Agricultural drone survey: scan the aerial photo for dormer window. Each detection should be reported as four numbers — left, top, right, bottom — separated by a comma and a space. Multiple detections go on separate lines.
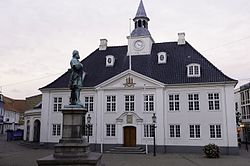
106, 55, 115, 67
187, 63, 200, 77
158, 52, 168, 64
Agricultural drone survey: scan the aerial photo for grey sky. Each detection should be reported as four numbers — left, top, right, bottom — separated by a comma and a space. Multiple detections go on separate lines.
0, 0, 250, 99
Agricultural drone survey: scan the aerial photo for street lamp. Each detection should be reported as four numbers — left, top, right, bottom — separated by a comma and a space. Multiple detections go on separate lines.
86, 114, 91, 143
152, 113, 157, 156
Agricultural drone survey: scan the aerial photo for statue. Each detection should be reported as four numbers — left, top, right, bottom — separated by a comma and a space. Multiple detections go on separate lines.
69, 50, 84, 106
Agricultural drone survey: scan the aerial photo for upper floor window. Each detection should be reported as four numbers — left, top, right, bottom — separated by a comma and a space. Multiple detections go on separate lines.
157, 52, 168, 64
188, 94, 199, 111
85, 96, 94, 112
242, 105, 250, 119
241, 90, 250, 105
125, 95, 134, 112
106, 95, 116, 112
169, 94, 180, 111
208, 93, 220, 110
53, 97, 62, 112
187, 63, 200, 77
144, 94, 154, 112
106, 55, 115, 67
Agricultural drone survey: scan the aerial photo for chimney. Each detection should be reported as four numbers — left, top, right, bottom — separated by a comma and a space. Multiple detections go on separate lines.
178, 32, 185, 45
99, 39, 108, 50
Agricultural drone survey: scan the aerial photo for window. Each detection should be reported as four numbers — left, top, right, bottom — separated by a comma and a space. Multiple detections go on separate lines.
106, 124, 116, 136
125, 95, 134, 112
208, 93, 220, 110
85, 96, 94, 112
169, 94, 180, 111
188, 94, 199, 111
144, 124, 155, 137
106, 96, 116, 112
84, 124, 93, 136
189, 125, 200, 138
169, 124, 180, 138
187, 64, 200, 77
157, 52, 167, 64
144, 95, 154, 112
53, 97, 62, 112
210, 125, 222, 138
242, 105, 250, 119
52, 124, 61, 136
106, 55, 115, 67
245, 90, 250, 104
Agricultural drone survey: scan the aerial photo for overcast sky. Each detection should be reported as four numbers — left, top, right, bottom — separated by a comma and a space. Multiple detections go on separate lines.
0, 0, 250, 99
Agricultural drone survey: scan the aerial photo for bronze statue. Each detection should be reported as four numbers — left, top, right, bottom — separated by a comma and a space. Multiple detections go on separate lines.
69, 50, 84, 106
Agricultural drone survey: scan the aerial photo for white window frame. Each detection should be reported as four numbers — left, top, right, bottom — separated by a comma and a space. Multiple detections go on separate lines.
144, 124, 155, 138
106, 95, 116, 112
188, 93, 199, 111
125, 95, 135, 112
157, 52, 167, 64
52, 124, 61, 136
53, 97, 62, 112
106, 124, 116, 137
169, 124, 181, 138
187, 63, 200, 77
208, 93, 220, 111
169, 94, 180, 111
84, 96, 94, 112
210, 124, 222, 139
144, 94, 154, 112
189, 124, 201, 139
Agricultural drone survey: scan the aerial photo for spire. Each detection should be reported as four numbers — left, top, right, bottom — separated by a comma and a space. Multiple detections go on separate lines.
135, 0, 148, 19
131, 0, 150, 37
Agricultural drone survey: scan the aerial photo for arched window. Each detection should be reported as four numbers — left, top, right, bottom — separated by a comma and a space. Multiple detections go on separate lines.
187, 63, 201, 77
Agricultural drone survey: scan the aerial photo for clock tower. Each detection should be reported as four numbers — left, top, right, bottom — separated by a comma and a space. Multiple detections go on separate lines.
127, 0, 154, 56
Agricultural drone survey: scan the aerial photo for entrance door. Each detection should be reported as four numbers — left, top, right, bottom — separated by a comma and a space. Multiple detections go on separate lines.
123, 126, 136, 147
33, 120, 40, 142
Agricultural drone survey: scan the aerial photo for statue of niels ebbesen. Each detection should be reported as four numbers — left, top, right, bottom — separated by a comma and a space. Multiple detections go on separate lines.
69, 50, 85, 106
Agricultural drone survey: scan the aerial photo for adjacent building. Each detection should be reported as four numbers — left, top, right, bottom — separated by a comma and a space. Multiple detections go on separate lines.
39, 0, 238, 154
235, 82, 250, 143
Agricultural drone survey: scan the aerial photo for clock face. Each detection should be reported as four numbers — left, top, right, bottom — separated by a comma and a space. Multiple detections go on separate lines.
134, 40, 144, 50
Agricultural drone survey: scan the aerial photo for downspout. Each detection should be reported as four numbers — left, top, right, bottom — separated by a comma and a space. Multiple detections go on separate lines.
223, 86, 230, 154
163, 87, 166, 153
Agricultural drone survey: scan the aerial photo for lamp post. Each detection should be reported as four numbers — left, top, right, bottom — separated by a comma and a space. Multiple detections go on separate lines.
86, 114, 91, 143
152, 113, 157, 156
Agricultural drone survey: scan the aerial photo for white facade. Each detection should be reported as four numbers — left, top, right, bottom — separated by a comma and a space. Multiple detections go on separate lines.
24, 109, 41, 142
40, 70, 238, 153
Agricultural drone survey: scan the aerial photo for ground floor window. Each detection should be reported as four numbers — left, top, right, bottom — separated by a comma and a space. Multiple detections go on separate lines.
210, 124, 222, 138
169, 124, 180, 138
84, 124, 93, 136
106, 124, 116, 136
52, 124, 61, 136
144, 124, 155, 137
189, 124, 200, 138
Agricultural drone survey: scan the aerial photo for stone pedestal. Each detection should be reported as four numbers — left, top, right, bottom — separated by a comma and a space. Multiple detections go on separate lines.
37, 107, 102, 166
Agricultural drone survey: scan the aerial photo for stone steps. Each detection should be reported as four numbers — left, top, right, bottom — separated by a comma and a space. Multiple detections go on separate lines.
105, 146, 146, 154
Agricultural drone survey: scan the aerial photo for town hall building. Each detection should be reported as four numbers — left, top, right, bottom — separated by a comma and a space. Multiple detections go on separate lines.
39, 0, 238, 154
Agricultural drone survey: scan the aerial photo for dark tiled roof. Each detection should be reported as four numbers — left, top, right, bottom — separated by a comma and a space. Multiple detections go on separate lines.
41, 42, 236, 90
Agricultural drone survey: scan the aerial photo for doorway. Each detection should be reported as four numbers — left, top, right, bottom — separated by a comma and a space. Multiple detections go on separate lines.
123, 126, 136, 147
33, 120, 40, 142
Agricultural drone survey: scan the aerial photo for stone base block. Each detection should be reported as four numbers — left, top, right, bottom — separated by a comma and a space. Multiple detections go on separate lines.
37, 152, 102, 166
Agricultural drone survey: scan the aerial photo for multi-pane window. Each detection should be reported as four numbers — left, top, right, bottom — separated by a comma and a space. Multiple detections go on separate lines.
241, 90, 250, 120
169, 94, 180, 111
144, 124, 155, 137
188, 94, 199, 111
189, 125, 200, 138
242, 105, 250, 119
106, 96, 116, 112
187, 64, 200, 77
52, 124, 61, 136
85, 96, 94, 112
210, 125, 222, 138
84, 124, 93, 136
169, 124, 180, 138
125, 95, 135, 112
144, 95, 154, 112
106, 124, 116, 136
208, 93, 220, 110
53, 97, 62, 112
